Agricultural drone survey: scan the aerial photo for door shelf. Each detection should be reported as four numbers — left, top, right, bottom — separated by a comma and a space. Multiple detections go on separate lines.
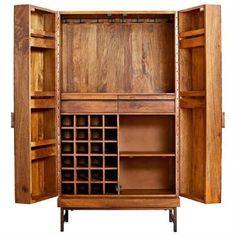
120, 151, 175, 157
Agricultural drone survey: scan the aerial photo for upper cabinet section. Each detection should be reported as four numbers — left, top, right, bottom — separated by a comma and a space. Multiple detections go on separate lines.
60, 13, 176, 94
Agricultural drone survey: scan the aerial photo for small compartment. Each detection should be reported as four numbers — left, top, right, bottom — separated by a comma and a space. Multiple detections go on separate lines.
77, 184, 88, 194
105, 156, 118, 168
105, 143, 117, 154
77, 170, 88, 181
76, 129, 88, 140
91, 184, 103, 194
31, 9, 55, 33
120, 157, 175, 194
61, 115, 74, 127
91, 129, 103, 140
91, 143, 103, 154
76, 115, 88, 127
120, 115, 175, 154
61, 143, 74, 154
91, 156, 103, 168
91, 115, 103, 127
76, 143, 88, 154
61, 129, 74, 140
105, 129, 117, 140
62, 183, 74, 195
62, 156, 74, 168
105, 115, 117, 127
61, 170, 74, 181
105, 170, 118, 181
31, 49, 55, 93
77, 156, 88, 167
105, 184, 118, 194
91, 170, 103, 181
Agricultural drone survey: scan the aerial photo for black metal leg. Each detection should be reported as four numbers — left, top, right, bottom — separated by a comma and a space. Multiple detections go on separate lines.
64, 209, 69, 223
60, 208, 64, 232
168, 208, 177, 232
169, 209, 172, 222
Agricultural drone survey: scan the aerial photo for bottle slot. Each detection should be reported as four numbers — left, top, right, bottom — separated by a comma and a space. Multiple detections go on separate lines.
105, 143, 117, 154
61, 170, 74, 181
62, 156, 74, 168
105, 170, 118, 181
76, 115, 88, 127
61, 129, 74, 140
105, 156, 118, 168
105, 184, 118, 194
77, 170, 88, 181
61, 143, 74, 154
91, 184, 103, 194
91, 156, 103, 167
91, 129, 103, 140
61, 115, 74, 127
105, 129, 117, 140
91, 143, 103, 154
91, 170, 103, 181
77, 156, 88, 167
77, 184, 89, 194
62, 183, 74, 195
76, 143, 88, 154
76, 129, 88, 140
91, 115, 103, 127
105, 115, 117, 127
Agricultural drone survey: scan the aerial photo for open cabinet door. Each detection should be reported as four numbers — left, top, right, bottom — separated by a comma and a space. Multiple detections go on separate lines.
14, 5, 59, 203
178, 5, 222, 203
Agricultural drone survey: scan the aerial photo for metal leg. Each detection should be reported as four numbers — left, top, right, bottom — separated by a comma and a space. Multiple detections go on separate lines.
169, 209, 172, 222
64, 209, 69, 223
60, 208, 64, 232
168, 208, 177, 232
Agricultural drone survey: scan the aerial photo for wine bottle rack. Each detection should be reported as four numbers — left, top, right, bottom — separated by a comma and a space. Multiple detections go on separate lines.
61, 114, 119, 195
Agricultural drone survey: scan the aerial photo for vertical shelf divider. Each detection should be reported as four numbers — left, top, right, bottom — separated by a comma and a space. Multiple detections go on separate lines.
102, 115, 105, 194
73, 115, 76, 195
88, 115, 91, 195
117, 114, 120, 195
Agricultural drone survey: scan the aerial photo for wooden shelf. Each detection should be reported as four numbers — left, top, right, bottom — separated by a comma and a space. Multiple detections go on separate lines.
31, 146, 56, 160
180, 98, 205, 109
61, 93, 175, 101
30, 37, 55, 49
179, 36, 205, 49
179, 28, 205, 38
180, 91, 205, 97
120, 151, 175, 157
31, 139, 55, 148
31, 29, 55, 38
31, 192, 57, 202
120, 189, 175, 195
31, 91, 55, 98
31, 99, 55, 109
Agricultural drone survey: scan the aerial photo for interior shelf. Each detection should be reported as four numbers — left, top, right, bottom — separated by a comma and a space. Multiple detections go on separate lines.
31, 99, 55, 109
180, 98, 205, 109
31, 139, 55, 148
31, 29, 55, 38
31, 91, 55, 98
31, 146, 55, 160
120, 151, 175, 157
179, 36, 204, 49
120, 189, 175, 195
179, 28, 205, 38
180, 91, 206, 97
30, 37, 55, 49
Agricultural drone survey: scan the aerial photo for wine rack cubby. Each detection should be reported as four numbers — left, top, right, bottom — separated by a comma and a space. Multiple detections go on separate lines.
61, 114, 119, 195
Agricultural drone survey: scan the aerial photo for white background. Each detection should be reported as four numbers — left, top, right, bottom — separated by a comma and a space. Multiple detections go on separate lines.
0, 0, 235, 235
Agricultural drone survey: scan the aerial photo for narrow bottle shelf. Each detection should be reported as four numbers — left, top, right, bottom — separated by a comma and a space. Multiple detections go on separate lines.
31, 139, 56, 148
180, 98, 205, 109
120, 151, 175, 157
179, 35, 205, 49
31, 91, 55, 98
31, 146, 55, 160
180, 91, 206, 97
30, 37, 55, 49
31, 29, 55, 38
179, 28, 205, 38
120, 189, 175, 195
31, 99, 55, 109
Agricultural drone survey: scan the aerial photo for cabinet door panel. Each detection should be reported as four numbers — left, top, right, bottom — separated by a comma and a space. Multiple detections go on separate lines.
14, 5, 58, 203
179, 5, 222, 203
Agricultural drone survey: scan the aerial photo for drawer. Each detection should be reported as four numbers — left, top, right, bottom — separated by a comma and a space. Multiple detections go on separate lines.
118, 100, 175, 113
61, 100, 118, 113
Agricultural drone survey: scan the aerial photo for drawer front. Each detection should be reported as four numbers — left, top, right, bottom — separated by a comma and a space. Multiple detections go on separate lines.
118, 100, 175, 113
61, 100, 118, 113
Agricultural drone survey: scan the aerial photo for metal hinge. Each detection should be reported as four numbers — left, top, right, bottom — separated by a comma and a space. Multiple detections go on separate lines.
11, 112, 15, 128
222, 112, 225, 128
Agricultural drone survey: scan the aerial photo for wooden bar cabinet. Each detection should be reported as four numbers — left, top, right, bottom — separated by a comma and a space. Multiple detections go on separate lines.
13, 4, 223, 232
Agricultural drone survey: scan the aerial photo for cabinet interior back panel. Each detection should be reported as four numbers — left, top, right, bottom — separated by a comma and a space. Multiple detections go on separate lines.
61, 21, 175, 93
